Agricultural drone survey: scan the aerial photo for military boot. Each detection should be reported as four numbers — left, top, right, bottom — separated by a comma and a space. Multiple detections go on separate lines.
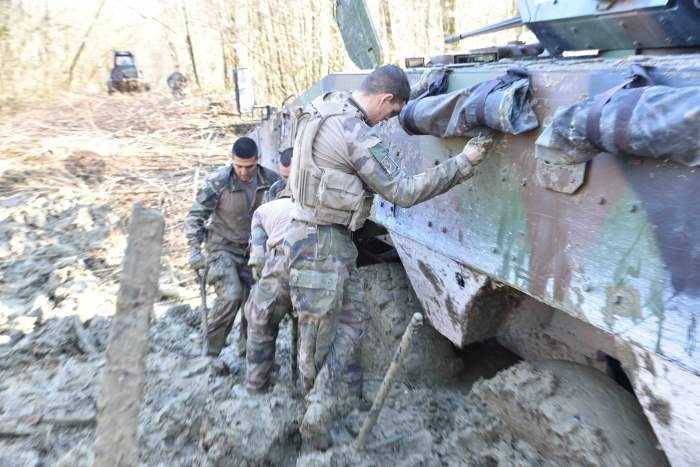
236, 334, 247, 357
206, 315, 237, 357
206, 329, 228, 357
236, 314, 248, 357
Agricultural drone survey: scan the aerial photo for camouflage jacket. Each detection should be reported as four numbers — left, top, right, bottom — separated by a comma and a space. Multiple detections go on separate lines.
262, 178, 288, 204
185, 164, 280, 254
291, 93, 475, 227
167, 71, 187, 89
249, 197, 293, 270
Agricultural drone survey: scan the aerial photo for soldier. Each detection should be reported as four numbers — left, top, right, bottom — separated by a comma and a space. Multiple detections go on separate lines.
286, 64, 492, 447
262, 147, 292, 203
167, 65, 188, 99
186, 137, 280, 356
244, 193, 294, 393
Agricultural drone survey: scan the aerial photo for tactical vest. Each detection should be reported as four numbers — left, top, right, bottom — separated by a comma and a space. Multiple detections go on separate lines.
289, 94, 374, 231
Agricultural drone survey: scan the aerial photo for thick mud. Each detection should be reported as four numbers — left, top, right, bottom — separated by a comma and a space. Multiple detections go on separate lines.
1, 266, 666, 466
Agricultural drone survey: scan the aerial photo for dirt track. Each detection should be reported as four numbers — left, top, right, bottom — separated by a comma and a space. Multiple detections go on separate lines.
0, 94, 665, 466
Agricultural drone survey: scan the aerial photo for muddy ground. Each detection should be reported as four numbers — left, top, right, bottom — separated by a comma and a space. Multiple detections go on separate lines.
0, 94, 661, 467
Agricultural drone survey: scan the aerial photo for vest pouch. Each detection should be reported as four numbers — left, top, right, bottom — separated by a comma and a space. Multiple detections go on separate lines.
296, 166, 321, 208
348, 193, 374, 231
317, 170, 365, 213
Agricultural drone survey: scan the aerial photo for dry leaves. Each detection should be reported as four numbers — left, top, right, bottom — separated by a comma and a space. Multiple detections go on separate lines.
0, 92, 243, 267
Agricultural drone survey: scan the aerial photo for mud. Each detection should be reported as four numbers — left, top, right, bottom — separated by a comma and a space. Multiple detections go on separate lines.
0, 267, 667, 467
4, 285, 661, 466
0, 308, 304, 466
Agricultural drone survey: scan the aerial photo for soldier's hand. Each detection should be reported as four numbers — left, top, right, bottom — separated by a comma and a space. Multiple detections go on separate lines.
462, 135, 494, 166
190, 249, 206, 271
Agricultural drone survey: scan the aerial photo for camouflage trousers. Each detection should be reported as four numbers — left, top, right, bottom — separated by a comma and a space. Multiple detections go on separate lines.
205, 249, 253, 356
245, 249, 291, 392
284, 220, 368, 402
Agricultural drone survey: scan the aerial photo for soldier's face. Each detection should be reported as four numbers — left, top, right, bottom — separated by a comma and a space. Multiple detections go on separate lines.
232, 156, 258, 182
370, 94, 405, 125
279, 164, 291, 181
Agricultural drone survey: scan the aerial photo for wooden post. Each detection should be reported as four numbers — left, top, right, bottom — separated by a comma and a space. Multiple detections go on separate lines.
354, 313, 423, 451
93, 204, 164, 467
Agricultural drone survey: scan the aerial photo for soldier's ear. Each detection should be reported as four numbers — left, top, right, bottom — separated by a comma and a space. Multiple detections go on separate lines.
379, 93, 395, 106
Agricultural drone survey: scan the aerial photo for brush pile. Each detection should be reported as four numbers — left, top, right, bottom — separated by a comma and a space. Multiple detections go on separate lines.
0, 92, 239, 335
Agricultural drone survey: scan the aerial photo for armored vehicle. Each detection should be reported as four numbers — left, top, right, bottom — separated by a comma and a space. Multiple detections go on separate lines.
251, 1, 700, 465
107, 51, 150, 94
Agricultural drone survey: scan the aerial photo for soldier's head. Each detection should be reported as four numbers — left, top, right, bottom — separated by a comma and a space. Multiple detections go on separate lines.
278, 148, 293, 181
354, 64, 410, 126
231, 137, 258, 182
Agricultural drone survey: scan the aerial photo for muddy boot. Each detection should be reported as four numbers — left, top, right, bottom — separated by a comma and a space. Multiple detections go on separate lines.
237, 314, 248, 357
236, 334, 247, 357
207, 329, 228, 357
300, 400, 334, 450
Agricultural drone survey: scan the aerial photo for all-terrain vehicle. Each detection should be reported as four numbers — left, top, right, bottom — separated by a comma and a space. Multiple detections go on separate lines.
107, 51, 150, 94
251, 1, 700, 465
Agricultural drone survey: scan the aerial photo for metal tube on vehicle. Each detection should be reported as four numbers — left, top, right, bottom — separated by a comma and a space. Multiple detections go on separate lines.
444, 16, 523, 44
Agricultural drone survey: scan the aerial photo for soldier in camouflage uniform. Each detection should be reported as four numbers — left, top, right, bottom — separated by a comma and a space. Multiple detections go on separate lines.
286, 65, 492, 448
185, 137, 280, 356
262, 147, 293, 203
244, 194, 294, 392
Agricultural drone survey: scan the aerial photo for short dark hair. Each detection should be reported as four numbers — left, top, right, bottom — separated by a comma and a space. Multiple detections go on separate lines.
232, 137, 258, 159
358, 64, 410, 104
279, 148, 293, 167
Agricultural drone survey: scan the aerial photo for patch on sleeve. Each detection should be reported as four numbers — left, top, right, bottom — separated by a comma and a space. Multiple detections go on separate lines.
196, 185, 217, 205
369, 143, 400, 176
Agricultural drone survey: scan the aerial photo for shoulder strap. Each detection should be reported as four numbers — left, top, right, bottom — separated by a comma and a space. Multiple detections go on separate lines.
298, 97, 358, 172
585, 64, 655, 149
474, 67, 530, 126
289, 95, 359, 202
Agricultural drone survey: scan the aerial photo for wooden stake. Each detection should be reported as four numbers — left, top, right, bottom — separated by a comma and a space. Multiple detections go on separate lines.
354, 313, 423, 450
92, 204, 164, 467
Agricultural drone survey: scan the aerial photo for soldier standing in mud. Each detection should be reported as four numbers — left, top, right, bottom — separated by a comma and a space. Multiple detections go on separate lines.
185, 137, 280, 356
167, 66, 188, 99
243, 147, 294, 393
244, 190, 294, 393
286, 64, 492, 448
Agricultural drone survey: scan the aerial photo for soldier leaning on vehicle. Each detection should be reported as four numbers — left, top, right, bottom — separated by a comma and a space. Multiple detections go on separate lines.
285, 64, 493, 448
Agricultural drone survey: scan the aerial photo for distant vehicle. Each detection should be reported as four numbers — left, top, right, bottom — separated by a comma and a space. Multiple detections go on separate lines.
107, 51, 150, 94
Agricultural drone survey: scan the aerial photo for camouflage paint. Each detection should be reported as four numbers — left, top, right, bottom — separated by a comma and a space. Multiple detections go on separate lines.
385, 57, 700, 375
249, 56, 700, 464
